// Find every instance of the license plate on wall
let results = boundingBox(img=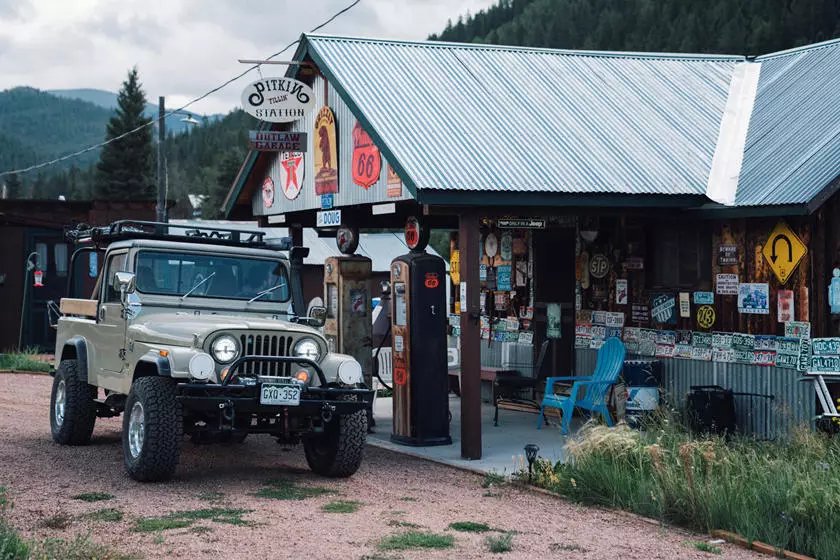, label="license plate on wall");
[260,383,300,406]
